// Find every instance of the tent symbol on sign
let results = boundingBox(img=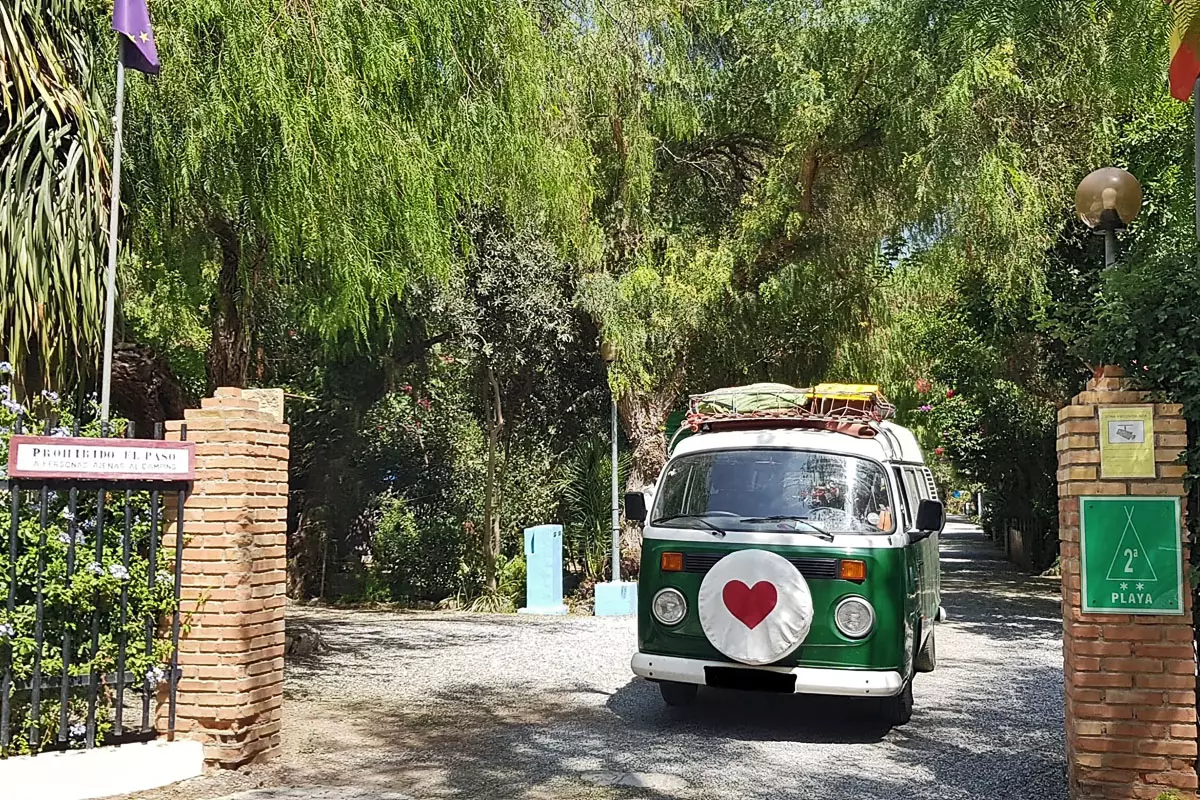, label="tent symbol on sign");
[1105,505,1158,582]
